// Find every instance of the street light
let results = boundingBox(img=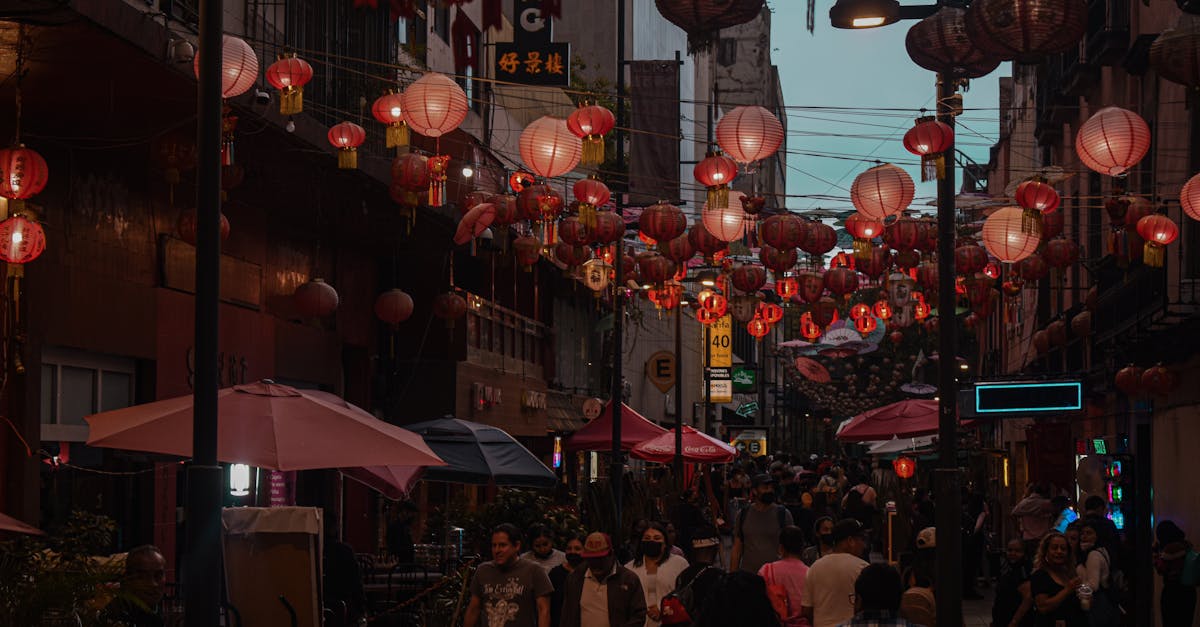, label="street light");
[828,0,939,29]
